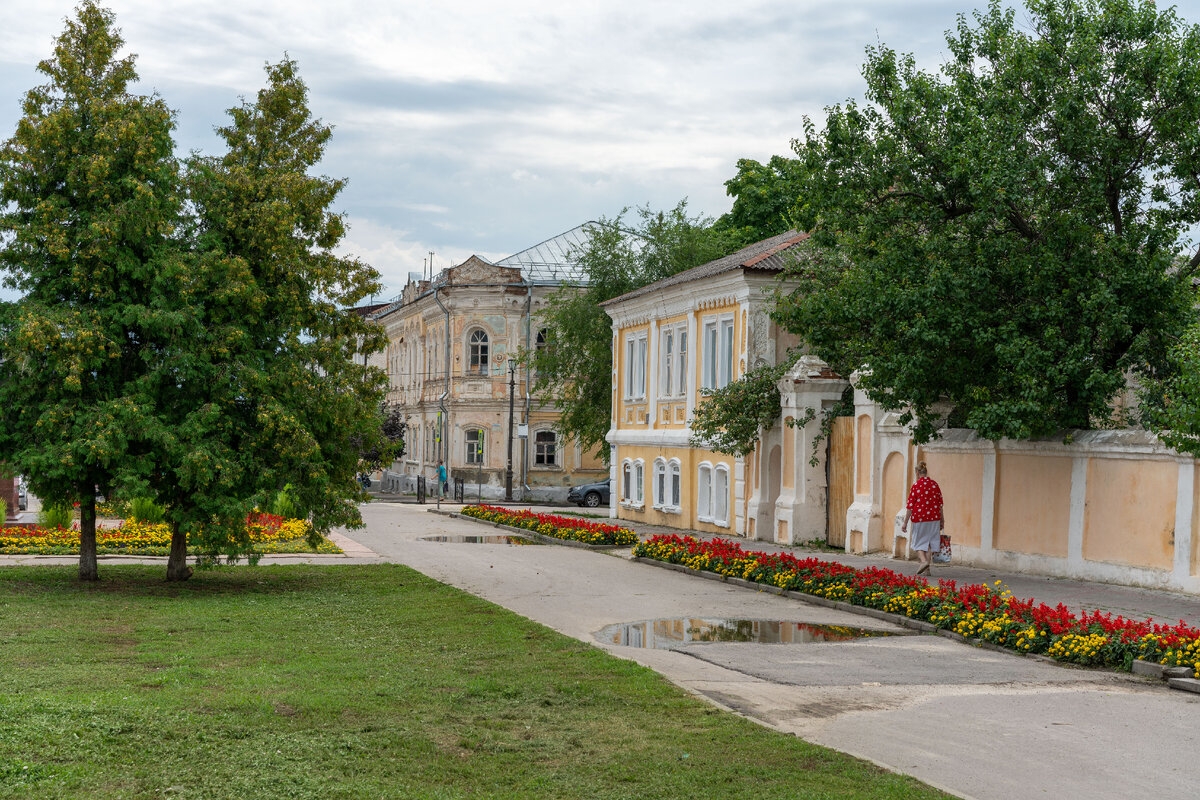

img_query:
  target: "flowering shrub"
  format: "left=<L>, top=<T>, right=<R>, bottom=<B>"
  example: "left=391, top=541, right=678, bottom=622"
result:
left=461, top=505, right=638, bottom=547
left=633, top=534, right=1200, bottom=677
left=0, top=514, right=339, bottom=556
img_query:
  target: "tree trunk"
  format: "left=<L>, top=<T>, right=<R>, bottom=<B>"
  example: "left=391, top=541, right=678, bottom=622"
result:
left=78, top=484, right=98, bottom=582
left=165, top=520, right=192, bottom=582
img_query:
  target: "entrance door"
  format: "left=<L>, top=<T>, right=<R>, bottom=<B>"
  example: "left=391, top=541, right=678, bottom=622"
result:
left=826, top=416, right=855, bottom=547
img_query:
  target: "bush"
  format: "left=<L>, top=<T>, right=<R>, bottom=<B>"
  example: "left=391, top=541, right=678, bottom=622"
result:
left=128, top=497, right=166, bottom=524
left=0, top=498, right=7, bottom=521
left=39, top=504, right=72, bottom=530
left=270, top=485, right=301, bottom=519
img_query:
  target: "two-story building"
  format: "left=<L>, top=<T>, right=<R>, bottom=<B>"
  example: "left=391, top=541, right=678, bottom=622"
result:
left=372, top=224, right=608, bottom=500
left=603, top=231, right=846, bottom=539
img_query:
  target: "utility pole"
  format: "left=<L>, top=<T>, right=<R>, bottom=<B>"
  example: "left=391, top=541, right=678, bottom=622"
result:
left=505, top=358, right=516, bottom=501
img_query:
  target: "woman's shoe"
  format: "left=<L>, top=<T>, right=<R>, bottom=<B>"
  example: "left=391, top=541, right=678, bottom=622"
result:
left=916, top=563, right=930, bottom=576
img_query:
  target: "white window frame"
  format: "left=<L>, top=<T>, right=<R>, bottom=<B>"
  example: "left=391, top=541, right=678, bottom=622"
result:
left=621, top=459, right=633, bottom=502
left=467, top=328, right=489, bottom=376
left=701, top=315, right=735, bottom=391
left=624, top=331, right=648, bottom=400
left=668, top=458, right=682, bottom=511
left=713, top=463, right=730, bottom=527
left=658, top=323, right=687, bottom=399
left=634, top=459, right=645, bottom=507
left=652, top=457, right=667, bottom=509
left=465, top=428, right=485, bottom=465
left=697, top=462, right=713, bottom=521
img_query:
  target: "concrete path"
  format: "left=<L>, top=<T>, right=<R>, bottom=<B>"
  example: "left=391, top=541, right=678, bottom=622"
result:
left=345, top=501, right=1200, bottom=800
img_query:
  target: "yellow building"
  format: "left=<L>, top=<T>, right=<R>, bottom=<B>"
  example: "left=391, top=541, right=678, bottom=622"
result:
left=602, top=231, right=829, bottom=537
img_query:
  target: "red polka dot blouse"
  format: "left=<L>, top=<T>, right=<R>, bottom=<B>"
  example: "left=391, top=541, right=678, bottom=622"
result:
left=906, top=476, right=943, bottom=523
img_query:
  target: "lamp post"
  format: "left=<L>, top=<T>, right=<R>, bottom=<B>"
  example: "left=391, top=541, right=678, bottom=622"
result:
left=505, top=358, right=515, bottom=501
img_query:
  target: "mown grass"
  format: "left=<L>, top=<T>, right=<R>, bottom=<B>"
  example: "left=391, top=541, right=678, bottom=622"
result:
left=0, top=564, right=951, bottom=799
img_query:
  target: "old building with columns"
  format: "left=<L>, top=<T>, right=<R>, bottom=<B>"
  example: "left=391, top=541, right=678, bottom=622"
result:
left=372, top=225, right=607, bottom=500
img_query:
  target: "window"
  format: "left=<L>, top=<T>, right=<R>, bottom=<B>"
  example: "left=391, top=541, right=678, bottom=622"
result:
left=701, top=317, right=734, bottom=390
left=697, top=463, right=712, bottom=520
left=658, top=324, right=687, bottom=399
left=669, top=459, right=681, bottom=508
left=468, top=329, right=489, bottom=375
left=534, top=430, right=557, bottom=466
left=621, top=458, right=644, bottom=506
left=653, top=458, right=667, bottom=509
left=634, top=459, right=645, bottom=505
left=624, top=331, right=647, bottom=399
left=465, top=429, right=485, bottom=464
left=622, top=460, right=633, bottom=501
left=713, top=465, right=729, bottom=525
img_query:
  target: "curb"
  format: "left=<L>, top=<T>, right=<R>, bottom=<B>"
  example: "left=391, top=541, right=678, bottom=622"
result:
left=430, top=509, right=634, bottom=551
left=629, top=556, right=1185, bottom=689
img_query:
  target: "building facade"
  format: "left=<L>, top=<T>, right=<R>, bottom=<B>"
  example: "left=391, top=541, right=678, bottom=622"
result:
left=603, top=231, right=835, bottom=537
left=373, top=226, right=607, bottom=500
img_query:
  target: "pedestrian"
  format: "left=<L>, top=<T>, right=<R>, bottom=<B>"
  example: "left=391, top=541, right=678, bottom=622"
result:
left=437, top=460, right=448, bottom=498
left=901, top=461, right=943, bottom=576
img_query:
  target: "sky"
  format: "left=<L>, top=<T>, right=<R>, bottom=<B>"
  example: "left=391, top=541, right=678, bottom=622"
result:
left=2, top=0, right=1199, bottom=304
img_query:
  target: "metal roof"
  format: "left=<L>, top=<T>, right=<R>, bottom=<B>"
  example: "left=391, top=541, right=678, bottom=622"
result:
left=601, top=230, right=810, bottom=306
left=494, top=222, right=600, bottom=285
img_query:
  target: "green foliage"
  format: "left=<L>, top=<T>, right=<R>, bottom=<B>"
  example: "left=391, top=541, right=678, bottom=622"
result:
left=127, top=497, right=165, bottom=524
left=774, top=0, right=1199, bottom=444
left=0, top=2, right=182, bottom=578
left=529, top=202, right=740, bottom=458
left=38, top=503, right=72, bottom=531
left=714, top=155, right=807, bottom=248
left=1142, top=326, right=1200, bottom=456
left=0, top=6, right=388, bottom=580
left=270, top=484, right=301, bottom=519
left=689, top=358, right=795, bottom=457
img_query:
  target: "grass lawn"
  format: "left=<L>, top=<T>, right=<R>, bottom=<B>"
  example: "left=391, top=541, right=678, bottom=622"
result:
left=0, top=564, right=951, bottom=799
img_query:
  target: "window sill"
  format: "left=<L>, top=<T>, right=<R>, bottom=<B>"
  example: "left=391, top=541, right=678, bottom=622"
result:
left=620, top=501, right=645, bottom=511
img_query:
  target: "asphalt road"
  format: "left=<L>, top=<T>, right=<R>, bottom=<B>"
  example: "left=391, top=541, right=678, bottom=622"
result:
left=343, top=501, right=1200, bottom=800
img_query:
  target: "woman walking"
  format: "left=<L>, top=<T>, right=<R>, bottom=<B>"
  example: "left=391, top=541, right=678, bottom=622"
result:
left=901, top=461, right=943, bottom=576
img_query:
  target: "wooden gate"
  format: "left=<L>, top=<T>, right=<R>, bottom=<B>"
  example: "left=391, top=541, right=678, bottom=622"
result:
left=826, top=416, right=855, bottom=547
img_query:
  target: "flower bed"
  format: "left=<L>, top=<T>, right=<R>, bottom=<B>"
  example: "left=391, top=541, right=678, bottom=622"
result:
left=460, top=505, right=639, bottom=547
left=0, top=513, right=340, bottom=556
left=633, top=534, right=1200, bottom=676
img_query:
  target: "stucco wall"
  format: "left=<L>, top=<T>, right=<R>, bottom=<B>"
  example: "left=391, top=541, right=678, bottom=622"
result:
left=994, top=454, right=1072, bottom=558
left=924, top=451, right=983, bottom=549
left=1083, top=458, right=1176, bottom=570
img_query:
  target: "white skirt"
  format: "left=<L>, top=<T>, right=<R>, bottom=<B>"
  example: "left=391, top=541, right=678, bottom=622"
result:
left=910, top=520, right=941, bottom=553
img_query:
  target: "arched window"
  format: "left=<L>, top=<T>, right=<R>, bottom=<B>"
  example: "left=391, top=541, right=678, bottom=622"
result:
left=697, top=462, right=712, bottom=521
left=621, top=460, right=633, bottom=502
left=713, top=464, right=730, bottom=525
left=535, top=328, right=549, bottom=353
left=465, top=428, right=485, bottom=464
left=468, top=329, right=489, bottom=375
left=634, top=459, right=645, bottom=506
left=653, top=458, right=667, bottom=509
left=534, top=430, right=557, bottom=466
left=668, top=459, right=682, bottom=509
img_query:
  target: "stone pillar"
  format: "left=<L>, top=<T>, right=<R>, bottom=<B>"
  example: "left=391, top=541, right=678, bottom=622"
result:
left=772, top=356, right=850, bottom=545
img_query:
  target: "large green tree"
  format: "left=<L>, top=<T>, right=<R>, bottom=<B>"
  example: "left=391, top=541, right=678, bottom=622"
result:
left=529, top=202, right=738, bottom=457
left=774, top=0, right=1200, bottom=443
left=0, top=2, right=181, bottom=580
left=714, top=155, right=806, bottom=248
left=140, top=58, right=389, bottom=579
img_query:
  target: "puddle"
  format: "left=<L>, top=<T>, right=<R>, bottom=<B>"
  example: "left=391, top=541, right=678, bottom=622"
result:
left=596, top=618, right=903, bottom=650
left=420, top=534, right=540, bottom=545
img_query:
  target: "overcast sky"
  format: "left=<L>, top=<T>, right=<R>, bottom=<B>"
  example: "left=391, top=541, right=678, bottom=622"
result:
left=3, top=1, right=1199, bottom=304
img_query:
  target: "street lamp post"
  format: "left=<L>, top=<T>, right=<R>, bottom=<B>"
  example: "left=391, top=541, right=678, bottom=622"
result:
left=505, top=358, right=516, bottom=501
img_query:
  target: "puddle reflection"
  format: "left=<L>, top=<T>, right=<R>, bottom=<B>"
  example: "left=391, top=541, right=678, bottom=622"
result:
left=597, top=618, right=901, bottom=650
left=421, top=534, right=540, bottom=545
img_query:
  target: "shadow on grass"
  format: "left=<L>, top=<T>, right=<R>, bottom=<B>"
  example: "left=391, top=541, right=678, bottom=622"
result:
left=0, top=562, right=413, bottom=599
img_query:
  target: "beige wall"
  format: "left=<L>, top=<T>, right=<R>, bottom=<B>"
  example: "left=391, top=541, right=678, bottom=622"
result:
left=994, top=453, right=1071, bottom=557
left=1083, top=459, right=1176, bottom=570
left=925, top=451, right=983, bottom=549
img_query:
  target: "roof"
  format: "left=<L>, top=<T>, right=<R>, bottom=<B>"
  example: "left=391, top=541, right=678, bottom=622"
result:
left=493, top=222, right=600, bottom=284
left=601, top=230, right=809, bottom=306
left=349, top=302, right=390, bottom=317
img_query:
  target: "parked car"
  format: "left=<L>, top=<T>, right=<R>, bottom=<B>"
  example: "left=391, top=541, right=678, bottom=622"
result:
left=567, top=480, right=610, bottom=508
